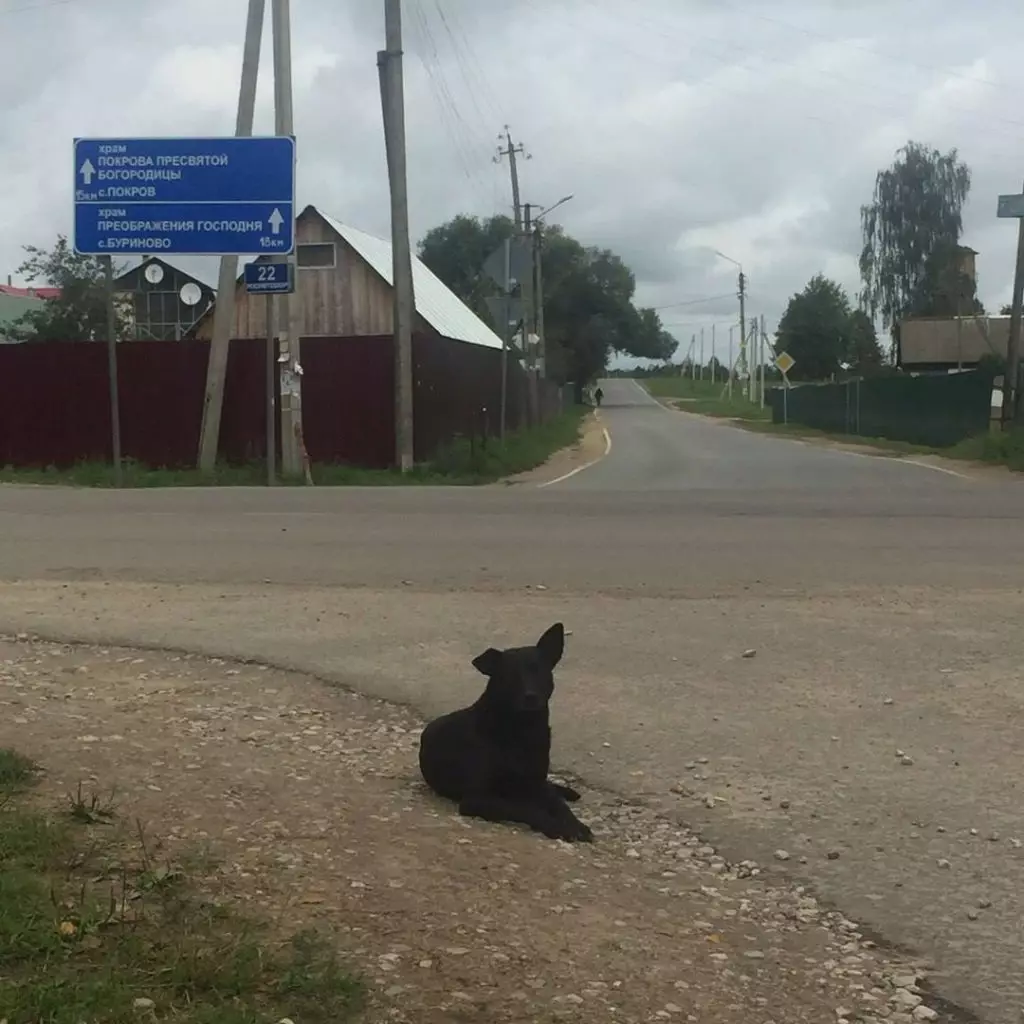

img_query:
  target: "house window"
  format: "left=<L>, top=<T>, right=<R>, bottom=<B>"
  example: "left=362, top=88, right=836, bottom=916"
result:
left=297, top=242, right=336, bottom=269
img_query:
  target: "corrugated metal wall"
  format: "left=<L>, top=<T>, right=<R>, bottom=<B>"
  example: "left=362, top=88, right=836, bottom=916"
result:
left=0, top=336, right=562, bottom=470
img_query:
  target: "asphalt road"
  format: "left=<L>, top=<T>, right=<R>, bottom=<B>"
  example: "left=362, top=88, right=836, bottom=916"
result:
left=1, top=377, right=1023, bottom=1021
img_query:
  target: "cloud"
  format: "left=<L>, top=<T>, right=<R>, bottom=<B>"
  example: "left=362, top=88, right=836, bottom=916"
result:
left=2, top=0, right=1022, bottom=355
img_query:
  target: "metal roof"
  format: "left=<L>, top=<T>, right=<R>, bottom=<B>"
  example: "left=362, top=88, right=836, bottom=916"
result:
left=313, top=207, right=503, bottom=350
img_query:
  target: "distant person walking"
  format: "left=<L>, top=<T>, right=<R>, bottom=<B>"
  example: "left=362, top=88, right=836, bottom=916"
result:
left=594, top=386, right=604, bottom=407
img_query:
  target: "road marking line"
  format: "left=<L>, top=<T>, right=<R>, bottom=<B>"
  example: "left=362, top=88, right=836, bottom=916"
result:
left=631, top=379, right=669, bottom=408
left=630, top=378, right=976, bottom=480
left=538, top=414, right=612, bottom=488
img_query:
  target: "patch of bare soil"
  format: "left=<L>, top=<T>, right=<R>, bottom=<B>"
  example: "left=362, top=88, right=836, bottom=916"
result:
left=507, top=411, right=607, bottom=486
left=0, top=638, right=947, bottom=1023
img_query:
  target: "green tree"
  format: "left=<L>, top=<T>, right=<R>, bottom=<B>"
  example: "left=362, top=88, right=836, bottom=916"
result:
left=845, top=309, right=885, bottom=373
left=859, top=141, right=975, bottom=351
left=10, top=235, right=128, bottom=342
left=417, top=213, right=514, bottom=324
left=417, top=215, right=676, bottom=390
left=775, top=275, right=852, bottom=380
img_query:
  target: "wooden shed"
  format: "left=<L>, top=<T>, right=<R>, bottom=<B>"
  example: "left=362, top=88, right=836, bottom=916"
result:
left=191, top=204, right=502, bottom=349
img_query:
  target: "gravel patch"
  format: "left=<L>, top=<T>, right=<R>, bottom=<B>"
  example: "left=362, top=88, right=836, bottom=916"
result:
left=0, top=636, right=960, bottom=1023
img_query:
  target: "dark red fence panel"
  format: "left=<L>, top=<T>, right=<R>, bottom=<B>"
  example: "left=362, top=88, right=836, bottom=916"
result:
left=0, top=333, right=565, bottom=471
left=299, top=336, right=393, bottom=469
left=0, top=339, right=266, bottom=469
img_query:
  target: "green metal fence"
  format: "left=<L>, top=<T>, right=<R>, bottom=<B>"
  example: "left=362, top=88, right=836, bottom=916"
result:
left=769, top=370, right=992, bottom=447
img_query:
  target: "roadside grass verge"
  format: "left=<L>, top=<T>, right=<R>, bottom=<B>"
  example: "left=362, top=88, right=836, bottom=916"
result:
left=0, top=748, right=364, bottom=1023
left=740, top=418, right=1024, bottom=471
left=736, top=419, right=942, bottom=457
left=643, top=377, right=770, bottom=421
left=0, top=405, right=587, bottom=488
left=947, top=429, right=1024, bottom=471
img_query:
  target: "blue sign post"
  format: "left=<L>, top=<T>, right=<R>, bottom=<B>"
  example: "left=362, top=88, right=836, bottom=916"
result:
left=244, top=260, right=295, bottom=295
left=72, top=136, right=296, bottom=256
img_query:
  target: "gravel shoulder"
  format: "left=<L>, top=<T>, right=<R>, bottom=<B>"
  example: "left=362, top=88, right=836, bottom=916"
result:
left=506, top=410, right=608, bottom=485
left=1, top=637, right=953, bottom=1024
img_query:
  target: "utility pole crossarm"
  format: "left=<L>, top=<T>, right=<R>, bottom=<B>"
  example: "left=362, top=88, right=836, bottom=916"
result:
left=496, top=127, right=528, bottom=229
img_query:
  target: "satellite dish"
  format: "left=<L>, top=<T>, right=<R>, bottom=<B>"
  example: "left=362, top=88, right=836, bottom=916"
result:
left=143, top=262, right=164, bottom=285
left=179, top=282, right=202, bottom=307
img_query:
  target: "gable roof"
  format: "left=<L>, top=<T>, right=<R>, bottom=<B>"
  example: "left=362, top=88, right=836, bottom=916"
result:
left=308, top=206, right=502, bottom=350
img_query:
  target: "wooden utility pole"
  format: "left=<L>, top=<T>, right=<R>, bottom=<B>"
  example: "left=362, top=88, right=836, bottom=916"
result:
left=197, top=0, right=264, bottom=471
left=103, top=255, right=123, bottom=487
left=271, top=0, right=305, bottom=478
left=379, top=0, right=416, bottom=471
left=496, top=128, right=526, bottom=229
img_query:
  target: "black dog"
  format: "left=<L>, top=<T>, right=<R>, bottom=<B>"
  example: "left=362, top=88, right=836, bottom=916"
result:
left=418, top=622, right=593, bottom=842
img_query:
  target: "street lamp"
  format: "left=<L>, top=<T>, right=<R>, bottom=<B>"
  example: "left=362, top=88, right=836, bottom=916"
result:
left=532, top=194, right=574, bottom=223
left=520, top=195, right=573, bottom=391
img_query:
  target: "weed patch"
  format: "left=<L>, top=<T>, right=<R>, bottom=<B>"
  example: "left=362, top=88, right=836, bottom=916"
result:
left=0, top=749, right=364, bottom=1023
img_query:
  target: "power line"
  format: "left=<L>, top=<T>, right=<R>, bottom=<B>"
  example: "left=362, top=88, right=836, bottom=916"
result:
left=432, top=1, right=507, bottom=129
left=406, top=0, right=492, bottom=208
left=653, top=293, right=738, bottom=311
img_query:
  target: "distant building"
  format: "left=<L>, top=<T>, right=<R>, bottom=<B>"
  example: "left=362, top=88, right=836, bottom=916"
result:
left=191, top=204, right=502, bottom=349
left=899, top=315, right=1009, bottom=371
left=113, top=257, right=215, bottom=341
left=0, top=283, right=57, bottom=343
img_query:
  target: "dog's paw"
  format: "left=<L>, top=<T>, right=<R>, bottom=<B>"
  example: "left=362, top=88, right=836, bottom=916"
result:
left=558, top=817, right=593, bottom=843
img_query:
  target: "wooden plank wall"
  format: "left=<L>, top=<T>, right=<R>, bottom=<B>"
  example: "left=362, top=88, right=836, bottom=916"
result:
left=193, top=214, right=431, bottom=340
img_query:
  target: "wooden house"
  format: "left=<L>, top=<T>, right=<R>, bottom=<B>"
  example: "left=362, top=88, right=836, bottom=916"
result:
left=191, top=204, right=502, bottom=349
left=114, top=257, right=215, bottom=341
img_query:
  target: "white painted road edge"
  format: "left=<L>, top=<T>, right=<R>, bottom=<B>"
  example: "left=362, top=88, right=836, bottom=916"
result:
left=538, top=412, right=612, bottom=488
left=634, top=378, right=972, bottom=481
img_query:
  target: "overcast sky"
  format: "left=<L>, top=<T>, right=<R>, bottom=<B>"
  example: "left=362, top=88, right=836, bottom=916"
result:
left=2, top=0, right=1023, bottom=363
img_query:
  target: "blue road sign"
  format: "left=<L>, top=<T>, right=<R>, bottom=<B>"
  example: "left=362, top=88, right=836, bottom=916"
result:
left=244, top=260, right=294, bottom=295
left=73, top=136, right=296, bottom=256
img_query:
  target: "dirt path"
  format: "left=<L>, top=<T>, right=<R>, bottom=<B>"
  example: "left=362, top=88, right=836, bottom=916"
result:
left=1, top=637, right=950, bottom=1023
left=507, top=410, right=608, bottom=485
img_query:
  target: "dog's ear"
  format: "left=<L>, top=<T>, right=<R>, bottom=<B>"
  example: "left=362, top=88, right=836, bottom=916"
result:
left=472, top=647, right=504, bottom=677
left=536, top=622, right=565, bottom=669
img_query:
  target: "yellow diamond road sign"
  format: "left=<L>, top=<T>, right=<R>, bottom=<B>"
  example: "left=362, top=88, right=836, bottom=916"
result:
left=775, top=351, right=795, bottom=375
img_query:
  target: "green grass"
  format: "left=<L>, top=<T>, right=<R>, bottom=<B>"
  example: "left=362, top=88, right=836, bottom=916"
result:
left=0, top=749, right=39, bottom=789
left=643, top=377, right=771, bottom=421
left=0, top=749, right=364, bottom=1023
left=0, top=405, right=587, bottom=488
left=947, top=429, right=1024, bottom=470
left=737, top=419, right=941, bottom=456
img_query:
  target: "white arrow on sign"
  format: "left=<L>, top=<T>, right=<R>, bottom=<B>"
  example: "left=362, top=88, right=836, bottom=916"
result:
left=268, top=208, right=284, bottom=235
left=79, top=159, right=95, bottom=185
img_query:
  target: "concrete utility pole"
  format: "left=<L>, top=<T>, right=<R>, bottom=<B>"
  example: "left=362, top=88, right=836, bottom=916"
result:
left=534, top=221, right=546, bottom=382
left=748, top=314, right=757, bottom=401
left=1003, top=180, right=1024, bottom=428
left=379, top=0, right=416, bottom=470
left=272, top=0, right=305, bottom=478
left=523, top=202, right=538, bottom=424
left=738, top=270, right=747, bottom=398
left=197, top=0, right=264, bottom=472
left=496, top=128, right=526, bottom=229
left=699, top=327, right=705, bottom=381
left=759, top=313, right=767, bottom=409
